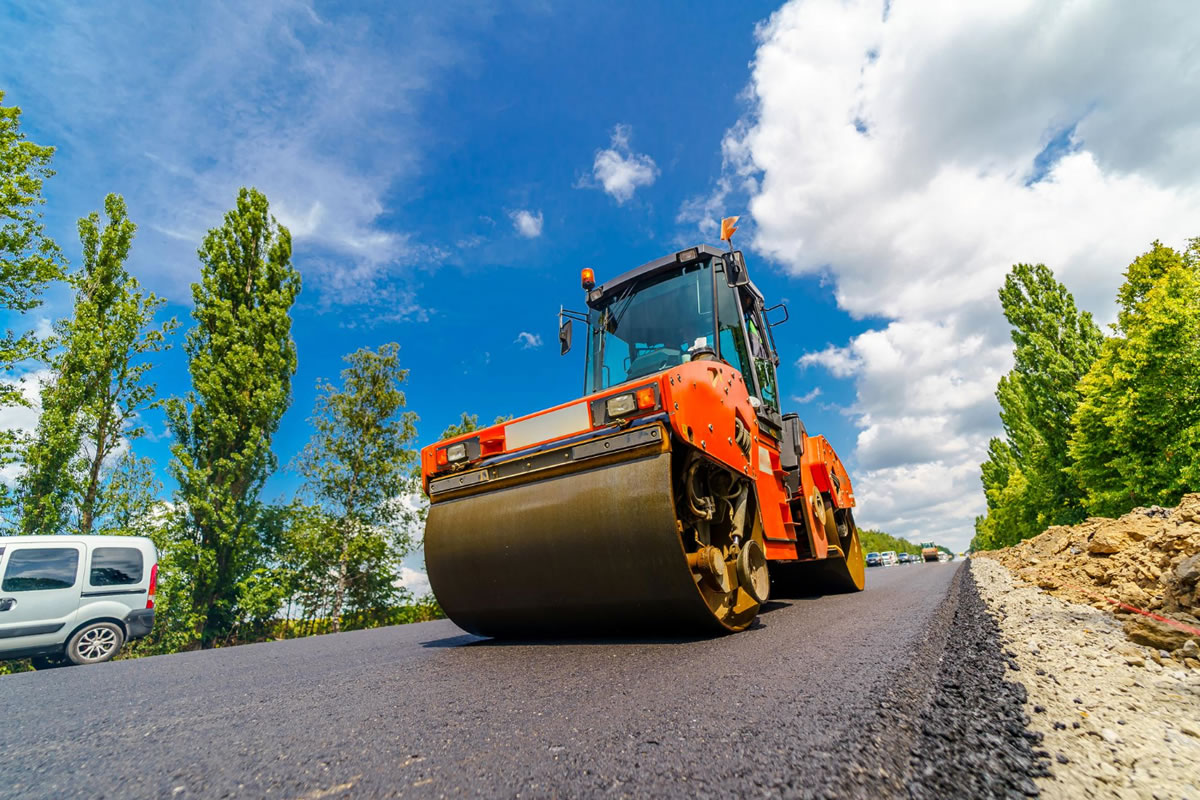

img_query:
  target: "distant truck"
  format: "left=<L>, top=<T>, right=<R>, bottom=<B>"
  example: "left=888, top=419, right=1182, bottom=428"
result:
left=920, top=542, right=940, bottom=563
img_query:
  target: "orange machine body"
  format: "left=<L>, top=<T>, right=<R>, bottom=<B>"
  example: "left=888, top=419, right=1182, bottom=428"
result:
left=420, top=358, right=854, bottom=566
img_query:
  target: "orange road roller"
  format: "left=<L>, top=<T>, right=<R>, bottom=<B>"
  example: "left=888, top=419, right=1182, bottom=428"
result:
left=420, top=240, right=865, bottom=637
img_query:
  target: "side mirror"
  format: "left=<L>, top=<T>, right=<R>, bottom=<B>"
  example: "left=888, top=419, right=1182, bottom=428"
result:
left=764, top=303, right=789, bottom=326
left=722, top=250, right=749, bottom=287
left=559, top=316, right=573, bottom=356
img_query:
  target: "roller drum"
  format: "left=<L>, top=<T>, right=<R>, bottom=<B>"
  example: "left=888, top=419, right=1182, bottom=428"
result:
left=425, top=452, right=735, bottom=637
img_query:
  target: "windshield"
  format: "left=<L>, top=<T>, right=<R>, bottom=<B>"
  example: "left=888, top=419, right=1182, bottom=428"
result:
left=585, top=259, right=748, bottom=393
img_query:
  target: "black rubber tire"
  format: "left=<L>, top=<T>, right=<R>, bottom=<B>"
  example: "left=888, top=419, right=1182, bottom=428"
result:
left=30, top=654, right=70, bottom=670
left=65, top=622, right=125, bottom=666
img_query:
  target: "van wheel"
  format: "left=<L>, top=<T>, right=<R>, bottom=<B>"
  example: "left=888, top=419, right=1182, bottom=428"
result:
left=31, top=654, right=69, bottom=670
left=66, top=622, right=124, bottom=665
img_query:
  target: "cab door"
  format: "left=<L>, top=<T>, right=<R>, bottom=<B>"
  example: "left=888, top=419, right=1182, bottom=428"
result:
left=0, top=542, right=85, bottom=652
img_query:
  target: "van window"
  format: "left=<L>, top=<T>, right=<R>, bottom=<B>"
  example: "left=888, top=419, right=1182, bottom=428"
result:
left=90, top=547, right=143, bottom=586
left=2, top=548, right=80, bottom=591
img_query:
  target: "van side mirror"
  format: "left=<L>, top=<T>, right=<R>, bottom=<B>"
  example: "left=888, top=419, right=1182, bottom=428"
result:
left=559, top=316, right=573, bottom=355
left=722, top=250, right=749, bottom=287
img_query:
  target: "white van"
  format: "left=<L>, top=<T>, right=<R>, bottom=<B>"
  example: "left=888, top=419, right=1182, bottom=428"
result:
left=0, top=535, right=157, bottom=669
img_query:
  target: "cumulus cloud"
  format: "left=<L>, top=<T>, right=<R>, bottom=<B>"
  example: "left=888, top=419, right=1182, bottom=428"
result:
left=580, top=124, right=659, bottom=204
left=514, top=331, right=543, bottom=350
left=509, top=209, right=544, bottom=238
left=397, top=565, right=432, bottom=598
left=706, top=0, right=1200, bottom=551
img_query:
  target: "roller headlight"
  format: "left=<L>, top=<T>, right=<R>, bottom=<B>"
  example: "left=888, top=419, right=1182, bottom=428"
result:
left=606, top=393, right=637, bottom=417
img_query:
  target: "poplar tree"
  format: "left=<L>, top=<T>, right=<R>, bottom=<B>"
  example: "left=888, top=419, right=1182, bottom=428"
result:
left=975, top=263, right=1102, bottom=548
left=167, top=187, right=300, bottom=645
left=294, top=343, right=419, bottom=631
left=0, top=92, right=64, bottom=516
left=18, top=194, right=174, bottom=535
left=1070, top=240, right=1200, bottom=516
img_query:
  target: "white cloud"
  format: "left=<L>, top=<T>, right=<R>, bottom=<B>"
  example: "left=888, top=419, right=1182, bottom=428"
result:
left=1, top=2, right=491, bottom=315
left=706, top=0, right=1200, bottom=552
left=0, top=369, right=47, bottom=486
left=514, top=331, right=542, bottom=350
left=792, top=387, right=821, bottom=404
left=580, top=124, right=659, bottom=204
left=397, top=565, right=431, bottom=598
left=509, top=209, right=544, bottom=238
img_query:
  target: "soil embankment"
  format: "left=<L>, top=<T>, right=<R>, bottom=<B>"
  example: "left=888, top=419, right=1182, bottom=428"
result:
left=973, top=558, right=1200, bottom=799
left=982, top=494, right=1200, bottom=659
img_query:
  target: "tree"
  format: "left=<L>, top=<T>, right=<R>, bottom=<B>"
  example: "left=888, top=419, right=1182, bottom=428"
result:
left=167, top=187, right=300, bottom=646
left=975, top=263, right=1103, bottom=546
left=294, top=343, right=419, bottom=632
left=857, top=528, right=922, bottom=558
left=1070, top=240, right=1200, bottom=516
left=0, top=92, right=64, bottom=517
left=17, top=194, right=175, bottom=536
left=439, top=412, right=511, bottom=440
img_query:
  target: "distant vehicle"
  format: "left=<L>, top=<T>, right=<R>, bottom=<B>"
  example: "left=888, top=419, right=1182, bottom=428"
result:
left=881, top=551, right=898, bottom=566
left=938, top=553, right=950, bottom=563
left=920, top=541, right=940, bottom=563
left=897, top=553, right=911, bottom=564
left=866, top=552, right=882, bottom=567
left=0, top=535, right=157, bottom=669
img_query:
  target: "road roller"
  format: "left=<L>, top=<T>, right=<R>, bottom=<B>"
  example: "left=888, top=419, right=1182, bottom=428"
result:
left=420, top=236, right=865, bottom=637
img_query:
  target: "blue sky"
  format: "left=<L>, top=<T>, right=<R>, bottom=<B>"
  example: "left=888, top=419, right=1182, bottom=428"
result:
left=0, top=1, right=864, bottom=573
left=5, top=1, right=1200, bottom=563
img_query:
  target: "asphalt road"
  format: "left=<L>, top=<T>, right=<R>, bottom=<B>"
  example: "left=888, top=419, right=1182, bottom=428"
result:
left=1, top=563, right=966, bottom=799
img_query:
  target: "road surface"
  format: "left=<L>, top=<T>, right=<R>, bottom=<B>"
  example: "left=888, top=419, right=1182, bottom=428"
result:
left=1, top=563, right=998, bottom=799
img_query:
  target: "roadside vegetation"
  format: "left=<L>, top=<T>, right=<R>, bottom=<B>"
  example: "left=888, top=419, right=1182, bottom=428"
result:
left=858, top=529, right=923, bottom=559
left=0, top=94, right=451, bottom=675
left=974, top=241, right=1200, bottom=550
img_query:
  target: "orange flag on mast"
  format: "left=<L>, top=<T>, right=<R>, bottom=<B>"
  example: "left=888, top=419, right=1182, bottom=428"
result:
left=720, top=216, right=739, bottom=241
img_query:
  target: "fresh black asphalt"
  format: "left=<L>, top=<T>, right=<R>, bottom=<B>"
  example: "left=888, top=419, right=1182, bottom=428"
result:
left=1, top=562, right=1043, bottom=799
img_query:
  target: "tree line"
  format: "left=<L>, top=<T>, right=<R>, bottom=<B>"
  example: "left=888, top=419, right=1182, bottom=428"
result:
left=973, top=240, right=1200, bottom=550
left=1, top=93, right=452, bottom=670
left=858, top=529, right=925, bottom=558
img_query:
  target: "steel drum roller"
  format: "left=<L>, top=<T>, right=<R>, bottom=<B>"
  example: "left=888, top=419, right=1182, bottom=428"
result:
left=425, top=452, right=736, bottom=636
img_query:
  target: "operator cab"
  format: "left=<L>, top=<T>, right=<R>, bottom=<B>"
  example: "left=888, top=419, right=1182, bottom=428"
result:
left=561, top=245, right=786, bottom=435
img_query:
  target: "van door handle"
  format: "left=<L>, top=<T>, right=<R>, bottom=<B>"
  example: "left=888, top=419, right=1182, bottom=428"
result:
left=0, top=597, right=14, bottom=612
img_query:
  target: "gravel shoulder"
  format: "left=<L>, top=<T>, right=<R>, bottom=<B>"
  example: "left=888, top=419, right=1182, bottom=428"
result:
left=972, top=556, right=1200, bottom=800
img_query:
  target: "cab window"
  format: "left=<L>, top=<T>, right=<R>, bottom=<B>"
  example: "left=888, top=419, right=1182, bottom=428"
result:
left=715, top=280, right=749, bottom=377
left=749, top=307, right=780, bottom=411
left=2, top=548, right=80, bottom=592
left=90, top=547, right=143, bottom=586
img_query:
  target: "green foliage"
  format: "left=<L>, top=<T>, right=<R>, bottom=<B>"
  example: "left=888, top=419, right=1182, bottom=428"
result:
left=292, top=343, right=420, bottom=631
left=16, top=194, right=174, bottom=536
left=972, top=438, right=1039, bottom=550
left=974, top=263, right=1103, bottom=549
left=166, top=187, right=300, bottom=647
left=1069, top=240, right=1200, bottom=517
left=0, top=92, right=65, bottom=516
left=439, top=412, right=511, bottom=440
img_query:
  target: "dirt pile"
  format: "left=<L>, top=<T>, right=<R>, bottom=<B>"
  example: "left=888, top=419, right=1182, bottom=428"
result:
left=982, top=493, right=1200, bottom=658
